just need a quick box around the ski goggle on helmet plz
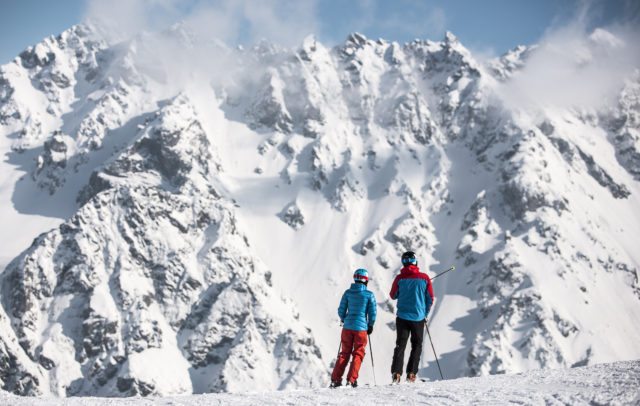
[353,268,369,283]
[401,251,418,266]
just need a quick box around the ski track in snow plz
[1,360,639,405]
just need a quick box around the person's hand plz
[367,325,373,335]
[340,320,344,327]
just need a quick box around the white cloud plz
[83,0,182,43]
[83,0,318,47]
[81,0,319,92]
[494,2,640,111]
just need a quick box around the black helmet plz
[401,251,417,266]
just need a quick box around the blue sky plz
[0,0,636,64]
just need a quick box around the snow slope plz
[0,23,639,397]
[1,360,639,405]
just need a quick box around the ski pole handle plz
[432,266,455,281]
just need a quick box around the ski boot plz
[349,380,358,388]
[406,373,417,383]
[392,373,402,384]
[329,380,342,389]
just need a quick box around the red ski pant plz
[331,328,368,383]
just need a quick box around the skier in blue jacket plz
[330,268,377,388]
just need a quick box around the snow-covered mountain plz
[0,23,639,397]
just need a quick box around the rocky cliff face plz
[0,23,638,397]
[1,94,325,396]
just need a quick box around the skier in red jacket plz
[389,251,434,383]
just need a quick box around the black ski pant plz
[391,317,425,375]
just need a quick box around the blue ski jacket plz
[389,265,434,321]
[338,283,377,331]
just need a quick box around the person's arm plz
[367,293,377,334]
[338,291,348,323]
[427,275,434,300]
[367,293,377,326]
[389,275,400,299]
[425,278,434,316]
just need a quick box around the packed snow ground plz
[1,360,638,405]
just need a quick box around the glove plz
[367,325,373,335]
[340,320,344,327]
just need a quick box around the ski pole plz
[425,320,444,380]
[368,335,377,386]
[335,322,343,364]
[431,266,455,281]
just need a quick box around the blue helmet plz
[401,251,417,266]
[353,268,369,284]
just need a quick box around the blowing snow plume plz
[0,0,639,399]
[80,0,321,97]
